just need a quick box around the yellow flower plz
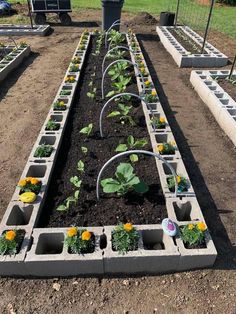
[144,80,151,87]
[81,230,91,241]
[5,230,16,241]
[197,222,207,232]
[151,90,157,96]
[177,176,181,184]
[170,141,176,146]
[30,178,40,185]
[159,117,166,124]
[123,223,133,232]
[26,177,33,182]
[158,144,164,152]
[67,227,77,237]
[19,192,36,203]
[18,179,27,187]
[59,101,65,106]
[188,224,194,230]
[70,76,75,81]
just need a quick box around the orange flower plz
[81,230,91,241]
[18,179,27,187]
[124,223,133,232]
[5,230,16,241]
[159,117,166,124]
[30,178,40,185]
[67,227,77,238]
[26,177,33,182]
[188,224,194,230]
[197,222,207,232]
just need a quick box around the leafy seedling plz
[115,135,148,162]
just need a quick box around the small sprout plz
[79,123,93,137]
[81,146,88,154]
[46,119,60,131]
[70,176,82,188]
[77,160,85,173]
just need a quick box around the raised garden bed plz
[0,24,50,36]
[0,43,31,82]
[190,70,236,146]
[156,26,228,68]
[0,31,217,276]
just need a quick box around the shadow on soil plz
[138,33,236,271]
[0,51,39,102]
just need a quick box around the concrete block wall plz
[190,70,236,146]
[0,24,50,36]
[156,26,228,68]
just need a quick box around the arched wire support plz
[96,150,178,200]
[102,46,132,74]
[99,92,154,138]
[8,37,18,48]
[105,19,121,48]
[101,59,145,99]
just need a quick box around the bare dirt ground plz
[0,9,236,314]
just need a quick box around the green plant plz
[0,230,23,256]
[53,100,66,111]
[18,177,42,195]
[34,144,53,158]
[69,64,80,72]
[151,116,166,129]
[157,142,176,155]
[167,175,189,193]
[71,57,81,64]
[115,135,148,162]
[101,162,149,196]
[180,222,207,248]
[64,227,95,254]
[107,48,126,60]
[87,87,97,99]
[107,103,135,125]
[46,119,60,131]
[144,90,158,103]
[77,160,85,172]
[108,30,126,48]
[112,223,139,255]
[81,146,88,154]
[79,123,93,137]
[60,90,71,96]
[108,62,131,81]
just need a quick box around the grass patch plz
[4,0,236,38]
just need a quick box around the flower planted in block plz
[18,177,42,203]
[157,141,176,155]
[65,227,95,254]
[179,222,207,249]
[0,229,25,256]
[53,100,67,111]
[167,175,190,193]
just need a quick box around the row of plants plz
[0,41,28,70]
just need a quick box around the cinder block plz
[150,131,181,160]
[166,197,205,222]
[0,227,32,276]
[103,225,180,274]
[176,223,217,271]
[0,24,50,36]
[25,227,104,276]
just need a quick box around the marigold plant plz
[64,227,95,254]
[144,89,158,103]
[180,222,207,248]
[65,76,76,83]
[0,230,22,256]
[151,116,166,129]
[112,223,139,255]
[167,175,189,193]
[157,142,176,155]
[53,100,66,111]
[18,177,41,195]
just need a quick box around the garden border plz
[0,32,217,277]
[0,25,50,36]
[190,70,236,146]
[156,26,228,68]
[0,45,31,82]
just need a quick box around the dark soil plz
[169,28,207,54]
[38,35,167,228]
[218,77,236,101]
[126,12,158,27]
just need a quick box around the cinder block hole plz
[100,234,107,249]
[204,81,212,86]
[45,131,56,135]
[39,136,56,146]
[149,103,158,110]
[6,205,33,225]
[196,71,203,74]
[221,71,229,74]
[220,99,229,105]
[142,230,165,250]
[62,85,72,91]
[50,114,63,122]
[26,165,46,178]
[163,162,178,175]
[215,93,223,98]
[36,233,64,254]
[233,117,236,121]
[33,160,46,164]
[209,71,218,74]
[209,86,217,91]
[228,109,236,115]
[173,201,199,221]
[155,133,168,143]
